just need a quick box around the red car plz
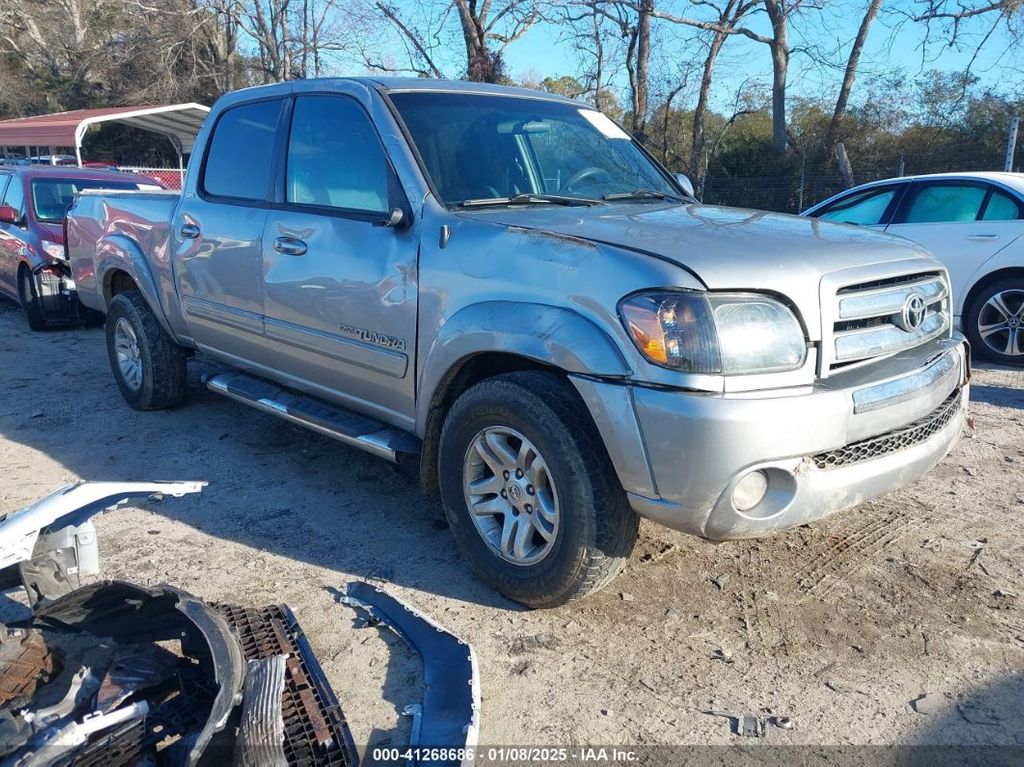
[0,165,163,328]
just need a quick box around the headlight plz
[620,291,806,375]
[40,240,65,260]
[619,291,720,373]
[709,294,806,374]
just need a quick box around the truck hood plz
[464,202,932,287]
[462,202,938,340]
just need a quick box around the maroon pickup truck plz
[0,165,161,328]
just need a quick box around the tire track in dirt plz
[734,544,798,658]
[792,503,924,599]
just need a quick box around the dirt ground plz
[1,297,1022,755]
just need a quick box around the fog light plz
[733,470,769,511]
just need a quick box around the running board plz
[203,371,420,462]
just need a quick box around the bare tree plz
[824,0,883,150]
[561,2,622,109]
[566,0,654,138]
[370,0,541,82]
[205,0,355,84]
[658,0,832,153]
[911,0,1023,80]
[669,1,760,179]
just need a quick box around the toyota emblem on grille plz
[898,292,927,331]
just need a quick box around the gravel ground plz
[1,298,1022,755]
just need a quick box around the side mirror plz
[377,207,408,229]
[0,205,19,225]
[674,173,695,199]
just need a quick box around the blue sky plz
[489,3,1022,110]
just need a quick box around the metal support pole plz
[1005,116,1020,172]
[797,155,806,213]
[75,142,83,167]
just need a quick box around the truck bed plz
[66,190,180,313]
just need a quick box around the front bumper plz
[572,337,969,541]
[31,261,83,325]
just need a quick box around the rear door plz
[260,92,418,424]
[174,97,284,366]
[885,180,1024,307]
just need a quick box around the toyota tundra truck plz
[66,79,970,607]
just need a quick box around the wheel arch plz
[95,234,176,339]
[416,351,563,498]
[962,266,1024,323]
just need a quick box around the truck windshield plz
[31,178,156,222]
[389,92,681,207]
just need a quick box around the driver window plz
[286,95,389,214]
[816,186,896,226]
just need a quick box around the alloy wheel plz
[462,426,560,566]
[977,288,1024,358]
[113,318,143,390]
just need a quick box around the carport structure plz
[0,104,209,187]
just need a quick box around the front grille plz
[812,388,962,469]
[216,603,359,767]
[828,272,949,372]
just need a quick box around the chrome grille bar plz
[828,271,951,371]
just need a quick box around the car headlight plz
[40,240,65,260]
[620,290,806,375]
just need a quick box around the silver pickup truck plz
[67,78,970,607]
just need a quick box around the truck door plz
[174,97,284,366]
[260,93,418,426]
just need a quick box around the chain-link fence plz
[119,167,185,190]
[700,139,1021,214]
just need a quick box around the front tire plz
[966,278,1024,366]
[438,371,639,608]
[105,290,187,410]
[17,267,47,330]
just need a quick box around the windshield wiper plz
[459,193,603,208]
[602,189,686,202]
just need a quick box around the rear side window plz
[981,189,1022,220]
[903,183,986,223]
[815,186,898,226]
[285,95,389,214]
[203,99,282,201]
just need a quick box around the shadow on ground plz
[0,298,516,610]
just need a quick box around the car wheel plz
[17,267,47,330]
[438,371,639,608]
[105,290,187,410]
[966,278,1024,366]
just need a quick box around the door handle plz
[273,236,307,256]
[179,223,201,239]
[967,233,999,240]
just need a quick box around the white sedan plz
[804,172,1024,365]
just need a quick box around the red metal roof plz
[0,104,210,153]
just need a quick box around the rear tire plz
[17,267,47,330]
[438,371,639,608]
[105,290,187,410]
[966,278,1024,366]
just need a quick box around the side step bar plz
[204,372,420,462]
